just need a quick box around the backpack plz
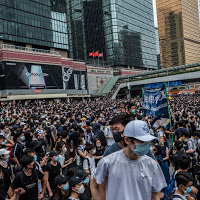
[77,157,90,171]
[163,173,176,200]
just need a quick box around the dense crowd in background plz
[0,94,200,200]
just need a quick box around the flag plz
[74,74,78,90]
[89,52,94,57]
[142,84,168,117]
[81,74,86,90]
[98,53,103,57]
[93,51,99,57]
[150,114,169,129]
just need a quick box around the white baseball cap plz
[0,149,10,156]
[124,120,156,142]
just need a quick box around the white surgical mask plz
[70,149,74,153]
[75,184,85,194]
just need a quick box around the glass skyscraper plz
[66,0,158,69]
[156,0,200,68]
[0,0,68,50]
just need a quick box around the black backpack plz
[77,157,90,171]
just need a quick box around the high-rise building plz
[198,0,200,25]
[156,0,200,68]
[0,0,68,52]
[66,0,158,69]
[0,0,88,97]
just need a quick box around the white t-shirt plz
[94,150,167,200]
[104,127,115,146]
[83,156,96,178]
[59,154,65,166]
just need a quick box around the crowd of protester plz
[0,94,199,200]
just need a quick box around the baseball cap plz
[30,140,43,150]
[74,170,89,180]
[54,175,68,185]
[0,149,10,156]
[49,150,59,157]
[69,175,85,188]
[123,120,156,142]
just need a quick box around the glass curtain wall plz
[0,0,68,49]
[66,0,157,69]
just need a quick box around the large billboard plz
[1,61,63,89]
[62,67,87,90]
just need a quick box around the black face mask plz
[113,131,123,143]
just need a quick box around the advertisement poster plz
[1,62,63,89]
[62,67,87,90]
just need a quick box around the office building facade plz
[66,0,158,69]
[0,0,68,51]
[156,0,200,68]
[0,0,89,98]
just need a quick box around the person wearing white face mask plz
[173,171,194,200]
[68,174,87,200]
[57,141,74,175]
[65,143,77,172]
[91,120,167,200]
[0,149,11,191]
[83,144,96,179]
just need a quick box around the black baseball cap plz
[74,170,89,179]
[69,170,89,188]
[54,175,68,185]
[49,150,59,157]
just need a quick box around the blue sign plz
[143,84,168,117]
[145,80,181,89]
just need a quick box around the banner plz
[142,84,168,117]
[74,74,78,90]
[145,81,181,89]
[62,67,73,90]
[81,74,86,90]
[62,67,87,90]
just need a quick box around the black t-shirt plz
[182,119,188,128]
[0,183,7,200]
[43,162,61,190]
[0,163,11,190]
[11,142,23,163]
[190,121,196,133]
[95,147,105,166]
[11,170,44,200]
[172,148,185,170]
